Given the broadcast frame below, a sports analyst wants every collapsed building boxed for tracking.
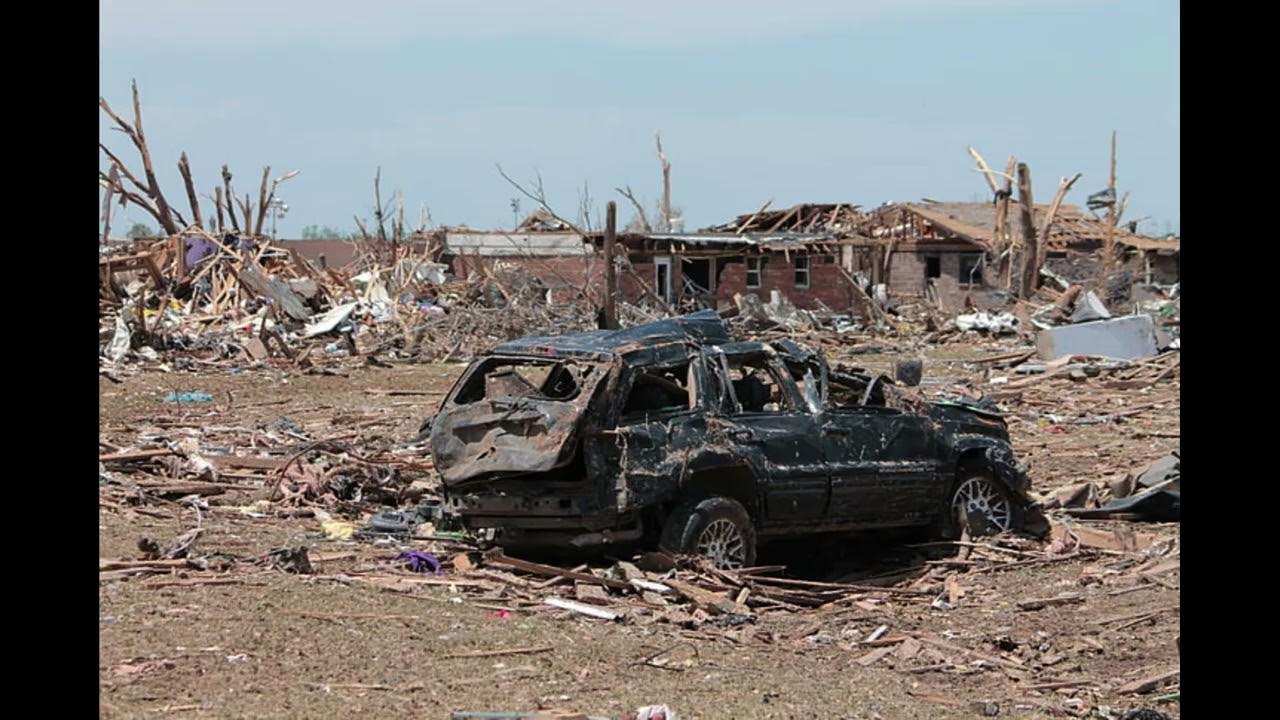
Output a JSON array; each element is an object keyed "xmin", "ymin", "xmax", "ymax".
[
  {"xmin": 265, "ymin": 198, "xmax": 1178, "ymax": 321},
  {"xmin": 857, "ymin": 202, "xmax": 1180, "ymax": 310}
]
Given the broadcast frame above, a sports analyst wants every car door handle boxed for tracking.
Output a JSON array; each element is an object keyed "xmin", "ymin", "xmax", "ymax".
[
  {"xmin": 826, "ymin": 428, "xmax": 850, "ymax": 436},
  {"xmin": 731, "ymin": 430, "xmax": 755, "ymax": 442}
]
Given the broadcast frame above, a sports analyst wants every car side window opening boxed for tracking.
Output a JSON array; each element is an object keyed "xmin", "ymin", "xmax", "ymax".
[
  {"xmin": 828, "ymin": 366, "xmax": 889, "ymax": 409},
  {"xmin": 621, "ymin": 362, "xmax": 696, "ymax": 418},
  {"xmin": 724, "ymin": 356, "xmax": 791, "ymax": 413},
  {"xmin": 782, "ymin": 357, "xmax": 824, "ymax": 413},
  {"xmin": 454, "ymin": 359, "xmax": 589, "ymax": 405}
]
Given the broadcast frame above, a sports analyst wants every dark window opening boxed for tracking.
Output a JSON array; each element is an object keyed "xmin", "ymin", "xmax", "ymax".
[
  {"xmin": 958, "ymin": 254, "xmax": 983, "ymax": 285},
  {"xmin": 682, "ymin": 258, "xmax": 713, "ymax": 295},
  {"xmin": 925, "ymin": 255, "xmax": 942, "ymax": 279},
  {"xmin": 622, "ymin": 362, "xmax": 695, "ymax": 417}
]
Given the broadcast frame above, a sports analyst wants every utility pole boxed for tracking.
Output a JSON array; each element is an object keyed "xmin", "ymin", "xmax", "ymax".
[{"xmin": 603, "ymin": 201, "xmax": 618, "ymax": 329}]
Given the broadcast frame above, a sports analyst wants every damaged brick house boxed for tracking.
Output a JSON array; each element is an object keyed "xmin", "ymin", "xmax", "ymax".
[
  {"xmin": 859, "ymin": 201, "xmax": 1179, "ymax": 309},
  {"xmin": 591, "ymin": 203, "xmax": 873, "ymax": 311},
  {"xmin": 436, "ymin": 203, "xmax": 876, "ymax": 313}
]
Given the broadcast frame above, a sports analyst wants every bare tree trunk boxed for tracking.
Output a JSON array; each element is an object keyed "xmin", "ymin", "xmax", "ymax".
[
  {"xmin": 221, "ymin": 166, "xmax": 240, "ymax": 233},
  {"xmin": 1102, "ymin": 130, "xmax": 1117, "ymax": 277},
  {"xmin": 254, "ymin": 166, "xmax": 271, "ymax": 236},
  {"xmin": 656, "ymin": 132, "xmax": 671, "ymax": 231},
  {"xmin": 214, "ymin": 187, "xmax": 225, "ymax": 233},
  {"xmin": 998, "ymin": 156, "xmax": 1016, "ymax": 289},
  {"xmin": 238, "ymin": 194, "xmax": 254, "ymax": 234},
  {"xmin": 1017, "ymin": 163, "xmax": 1039, "ymax": 299},
  {"xmin": 603, "ymin": 201, "xmax": 618, "ymax": 329},
  {"xmin": 394, "ymin": 190, "xmax": 404, "ymax": 262},
  {"xmin": 177, "ymin": 153, "xmax": 203, "ymax": 230},
  {"xmin": 373, "ymin": 167, "xmax": 388, "ymax": 245},
  {"xmin": 101, "ymin": 166, "xmax": 119, "ymax": 244}
]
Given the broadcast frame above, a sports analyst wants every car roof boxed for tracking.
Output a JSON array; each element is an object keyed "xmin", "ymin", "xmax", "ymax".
[{"xmin": 492, "ymin": 310, "xmax": 734, "ymax": 359}]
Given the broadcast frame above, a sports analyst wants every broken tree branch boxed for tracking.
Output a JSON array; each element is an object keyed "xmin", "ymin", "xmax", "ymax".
[
  {"xmin": 98, "ymin": 80, "xmax": 180, "ymax": 235},
  {"xmin": 1034, "ymin": 172, "xmax": 1083, "ymax": 278},
  {"xmin": 495, "ymin": 164, "xmax": 589, "ymax": 238},
  {"xmin": 967, "ymin": 146, "xmax": 1000, "ymax": 195},
  {"xmin": 177, "ymin": 153, "xmax": 203, "ymax": 230},
  {"xmin": 220, "ymin": 166, "xmax": 241, "ymax": 232},
  {"xmin": 615, "ymin": 186, "xmax": 652, "ymax": 232}
]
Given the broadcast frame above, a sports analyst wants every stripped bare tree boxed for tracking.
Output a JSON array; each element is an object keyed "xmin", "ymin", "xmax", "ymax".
[
  {"xmin": 99, "ymin": 80, "xmax": 182, "ymax": 235},
  {"xmin": 655, "ymin": 131, "xmax": 672, "ymax": 231}
]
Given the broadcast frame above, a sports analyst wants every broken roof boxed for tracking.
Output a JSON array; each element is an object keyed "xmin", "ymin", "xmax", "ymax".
[
  {"xmin": 592, "ymin": 230, "xmax": 867, "ymax": 256},
  {"xmin": 865, "ymin": 202, "xmax": 1179, "ymax": 253},
  {"xmin": 706, "ymin": 202, "xmax": 863, "ymax": 234}
]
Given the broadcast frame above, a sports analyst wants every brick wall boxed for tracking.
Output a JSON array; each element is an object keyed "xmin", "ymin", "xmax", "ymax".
[
  {"xmin": 889, "ymin": 251, "xmax": 985, "ymax": 310},
  {"xmin": 712, "ymin": 255, "xmax": 854, "ymax": 311}
]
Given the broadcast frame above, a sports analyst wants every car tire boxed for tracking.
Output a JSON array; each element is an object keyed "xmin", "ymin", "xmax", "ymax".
[
  {"xmin": 659, "ymin": 496, "xmax": 757, "ymax": 570},
  {"xmin": 939, "ymin": 473, "xmax": 1025, "ymax": 539}
]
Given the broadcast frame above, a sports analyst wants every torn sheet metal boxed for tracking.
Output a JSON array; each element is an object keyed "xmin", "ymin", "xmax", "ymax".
[{"xmin": 303, "ymin": 302, "xmax": 359, "ymax": 338}]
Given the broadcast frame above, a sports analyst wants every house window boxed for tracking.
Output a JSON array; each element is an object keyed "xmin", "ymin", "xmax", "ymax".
[
  {"xmin": 794, "ymin": 256, "xmax": 810, "ymax": 288},
  {"xmin": 958, "ymin": 254, "xmax": 983, "ymax": 285},
  {"xmin": 925, "ymin": 255, "xmax": 941, "ymax": 279},
  {"xmin": 745, "ymin": 257, "xmax": 762, "ymax": 288}
]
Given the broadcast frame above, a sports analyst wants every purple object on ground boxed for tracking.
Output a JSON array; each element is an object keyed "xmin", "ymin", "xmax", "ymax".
[
  {"xmin": 184, "ymin": 235, "xmax": 217, "ymax": 269},
  {"xmin": 398, "ymin": 551, "xmax": 442, "ymax": 574}
]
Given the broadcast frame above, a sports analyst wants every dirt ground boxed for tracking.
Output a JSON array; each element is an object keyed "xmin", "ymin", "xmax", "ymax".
[{"xmin": 100, "ymin": 344, "xmax": 1179, "ymax": 719}]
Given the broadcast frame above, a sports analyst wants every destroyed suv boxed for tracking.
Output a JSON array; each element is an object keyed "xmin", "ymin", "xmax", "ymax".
[{"xmin": 426, "ymin": 311, "xmax": 1034, "ymax": 569}]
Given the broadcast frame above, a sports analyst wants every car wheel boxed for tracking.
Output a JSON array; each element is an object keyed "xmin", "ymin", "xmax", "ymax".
[
  {"xmin": 943, "ymin": 474, "xmax": 1024, "ymax": 538},
  {"xmin": 659, "ymin": 496, "xmax": 757, "ymax": 570}
]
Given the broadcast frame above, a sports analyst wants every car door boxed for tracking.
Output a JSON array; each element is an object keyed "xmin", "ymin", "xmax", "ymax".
[
  {"xmin": 716, "ymin": 350, "xmax": 829, "ymax": 524},
  {"xmin": 822, "ymin": 376, "xmax": 942, "ymax": 526}
]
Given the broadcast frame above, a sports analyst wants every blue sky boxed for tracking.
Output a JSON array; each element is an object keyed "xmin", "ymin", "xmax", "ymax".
[{"xmin": 100, "ymin": 1, "xmax": 1179, "ymax": 237}]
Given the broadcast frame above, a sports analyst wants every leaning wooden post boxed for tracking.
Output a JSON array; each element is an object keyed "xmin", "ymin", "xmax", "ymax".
[{"xmin": 603, "ymin": 201, "xmax": 619, "ymax": 329}]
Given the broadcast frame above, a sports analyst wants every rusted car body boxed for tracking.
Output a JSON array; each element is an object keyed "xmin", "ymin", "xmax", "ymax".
[{"xmin": 427, "ymin": 311, "xmax": 1034, "ymax": 567}]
